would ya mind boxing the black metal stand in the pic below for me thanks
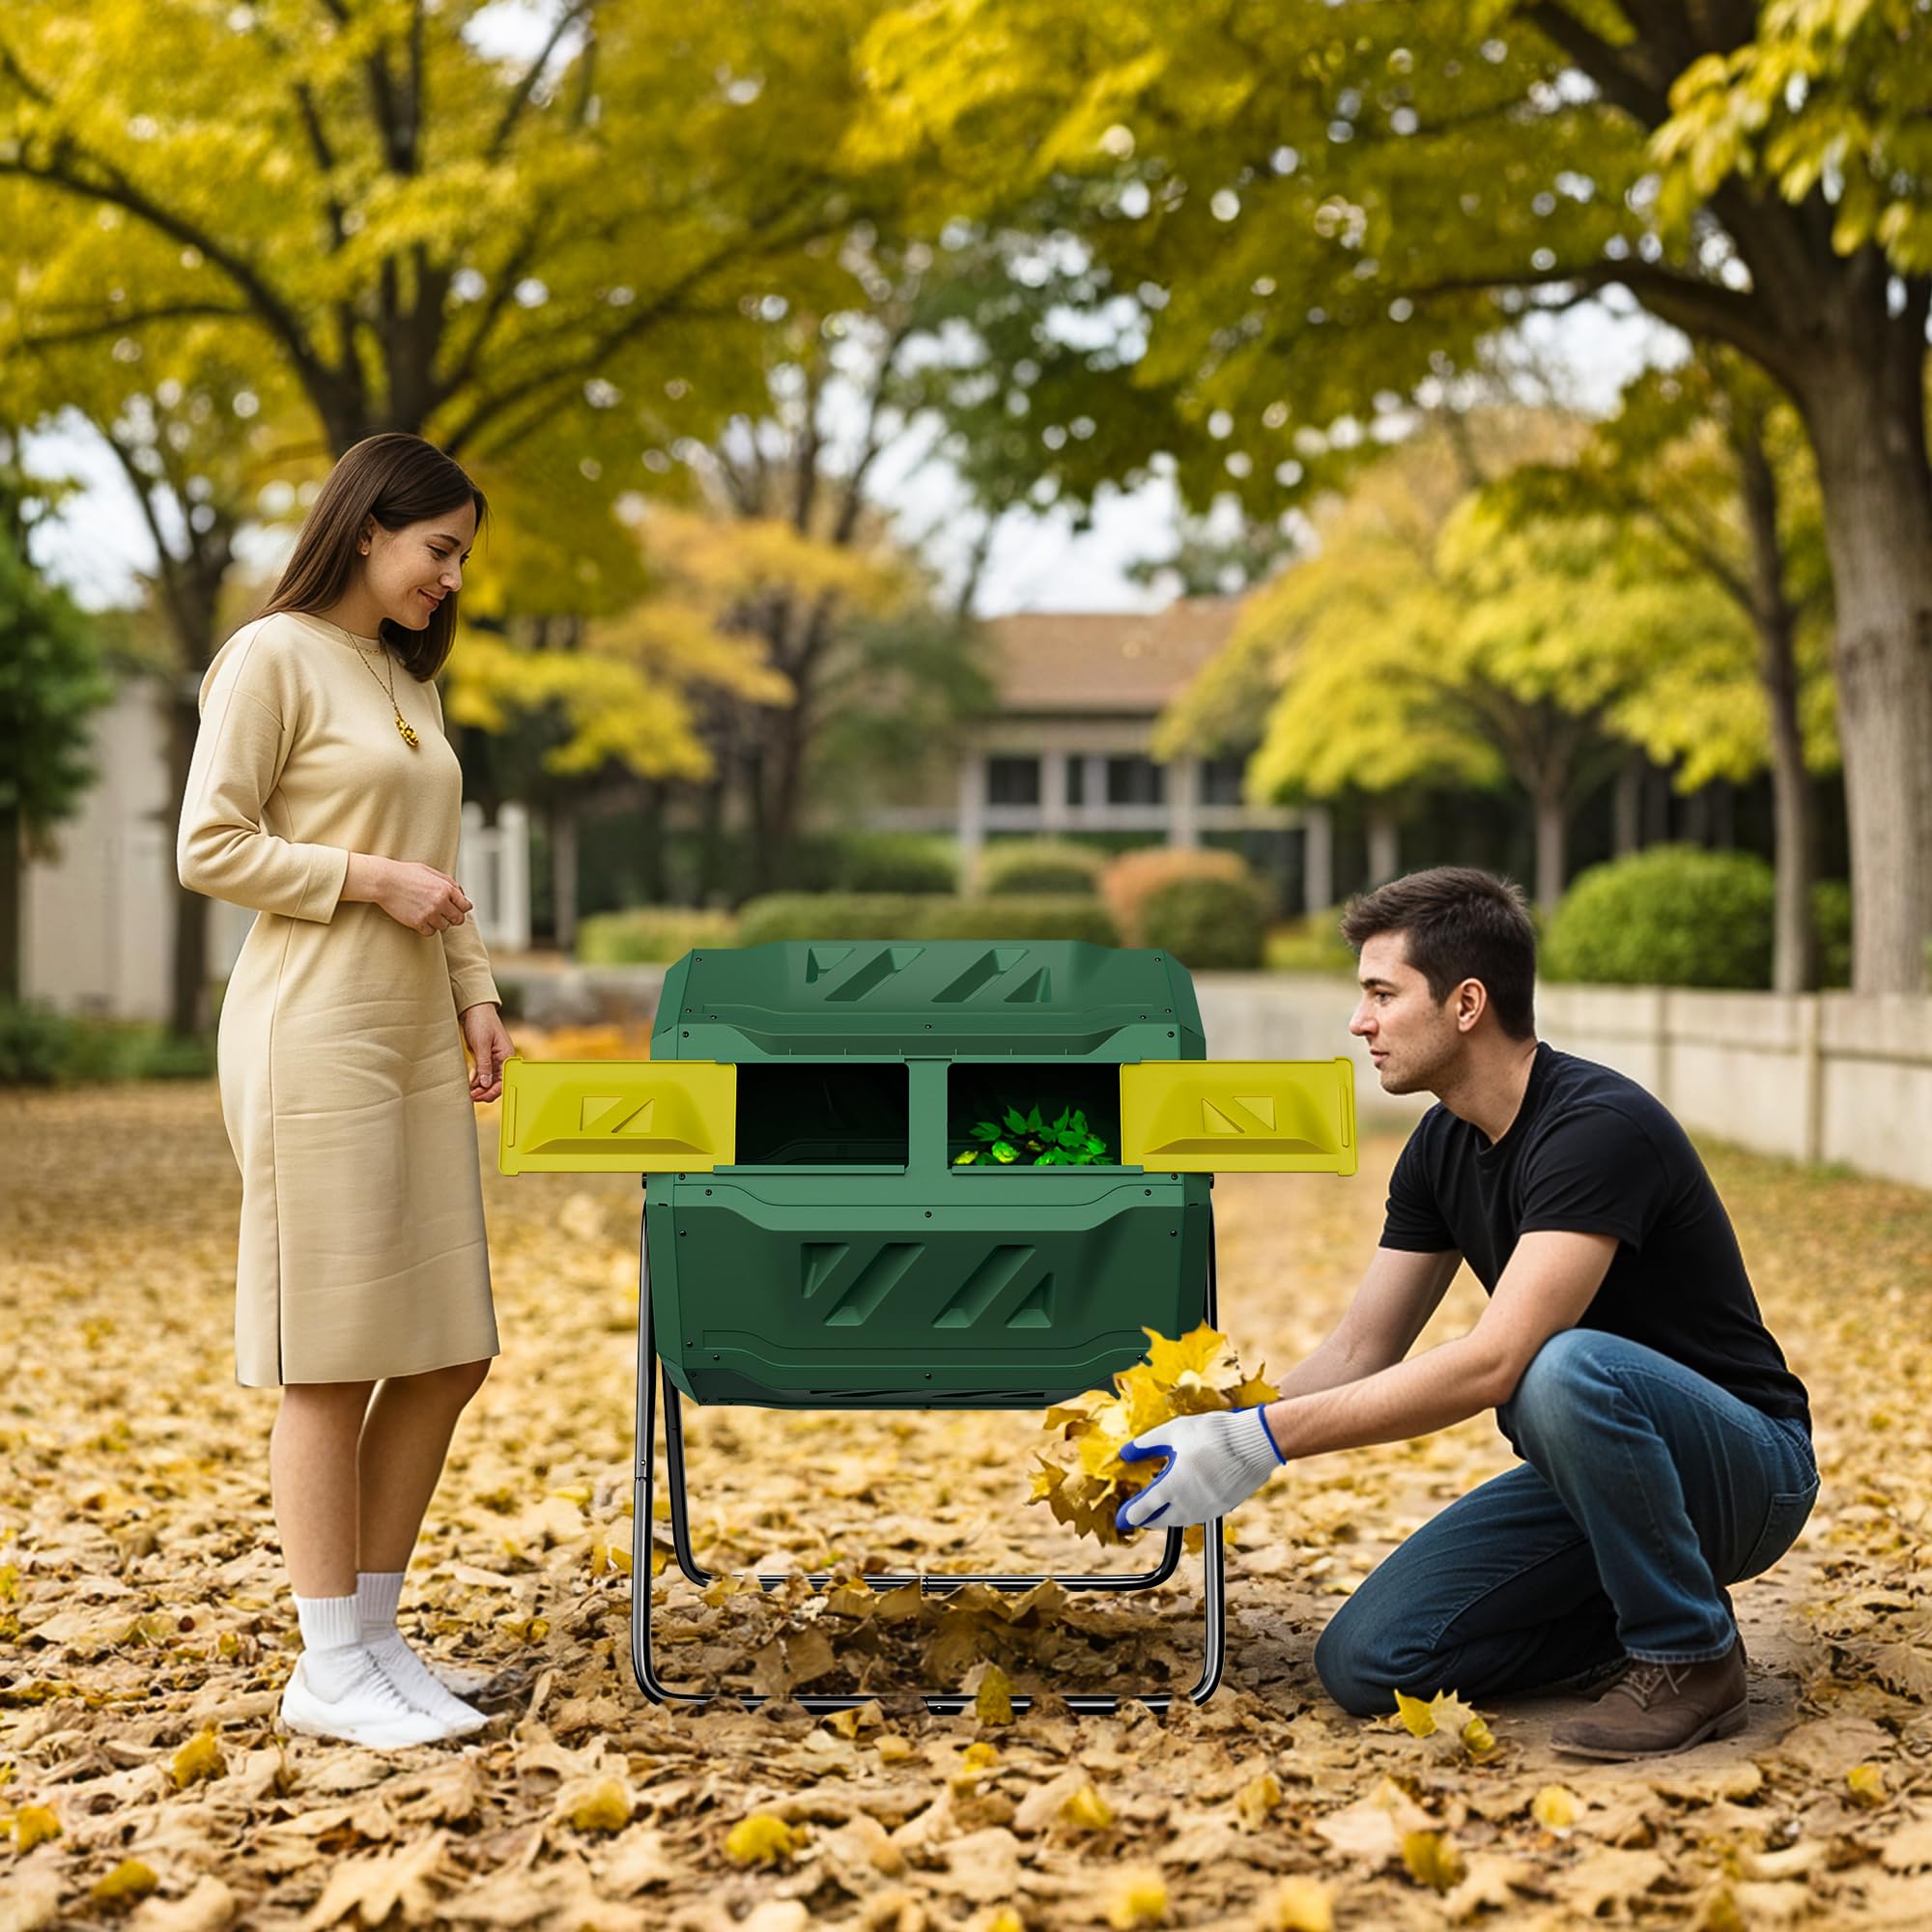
[629,1182,1227,1713]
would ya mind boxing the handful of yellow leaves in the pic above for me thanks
[1030,1323,1279,1546]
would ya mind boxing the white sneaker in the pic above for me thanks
[279,1648,465,1748]
[431,1660,498,1699]
[364,1634,491,1734]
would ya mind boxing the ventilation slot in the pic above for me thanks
[932,1245,1035,1329]
[824,1244,923,1326]
[825,946,923,1003]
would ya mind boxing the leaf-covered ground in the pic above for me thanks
[3,1068,1930,1930]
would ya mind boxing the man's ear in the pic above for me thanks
[1456,978,1489,1032]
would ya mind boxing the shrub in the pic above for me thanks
[0,1003,215,1086]
[735,893,1119,948]
[1264,908,1358,976]
[1100,846,1248,947]
[1140,875,1267,971]
[835,833,958,895]
[1542,847,1777,988]
[974,838,1106,896]
[1813,880,1852,990]
[578,908,739,965]
[0,1000,77,1085]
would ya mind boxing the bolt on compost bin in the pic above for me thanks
[498,938,1356,1714]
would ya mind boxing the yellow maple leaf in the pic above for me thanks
[875,1734,916,1763]
[724,1813,804,1864]
[1393,1689,1439,1737]
[1531,1783,1581,1832]
[1461,1715,1499,1759]
[975,1664,1015,1725]
[90,1861,158,1905]
[961,1741,1000,1772]
[1063,1783,1116,1831]
[1236,1770,1283,1829]
[1264,1877,1334,1932]
[1106,1869,1168,1927]
[1847,1762,1888,1806]
[565,1777,633,1833]
[1401,1829,1465,1891]
[1143,1322,1226,1383]
[170,1728,223,1790]
[13,1804,60,1851]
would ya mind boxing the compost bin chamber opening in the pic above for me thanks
[947,1062,1125,1168]
[730,1063,910,1166]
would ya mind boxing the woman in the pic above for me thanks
[179,434,515,1748]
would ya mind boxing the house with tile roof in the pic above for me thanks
[864,597,1334,914]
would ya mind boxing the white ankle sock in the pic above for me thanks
[294,1593,364,1700]
[357,1570,406,1641]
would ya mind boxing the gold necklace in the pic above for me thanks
[333,622,420,748]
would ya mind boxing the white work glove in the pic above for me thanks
[1114,1406,1287,1534]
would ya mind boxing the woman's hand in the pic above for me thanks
[346,854,472,934]
[461,1002,514,1103]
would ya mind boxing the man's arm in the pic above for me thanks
[1262,1229,1619,1459]
[1272,1245,1465,1401]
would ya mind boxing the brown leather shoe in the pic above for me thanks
[1550,1637,1747,1759]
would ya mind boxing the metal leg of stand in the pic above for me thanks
[630,1183,1228,1713]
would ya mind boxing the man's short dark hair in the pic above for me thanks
[1340,867,1538,1041]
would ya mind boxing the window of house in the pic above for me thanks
[1065,758,1086,807]
[1200,755,1248,806]
[986,755,1042,806]
[1105,755,1165,806]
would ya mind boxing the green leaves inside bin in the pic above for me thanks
[954,1102,1110,1166]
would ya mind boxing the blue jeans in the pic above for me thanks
[1315,1328,1819,1717]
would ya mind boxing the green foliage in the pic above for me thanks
[974,838,1106,896]
[1264,911,1358,977]
[1100,845,1248,949]
[1541,847,1787,989]
[832,834,959,895]
[735,893,1118,947]
[1812,880,1852,991]
[953,1102,1110,1167]
[1140,876,1266,973]
[0,1004,214,1086]
[576,908,740,965]
[0,537,110,839]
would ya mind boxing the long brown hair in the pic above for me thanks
[260,434,488,681]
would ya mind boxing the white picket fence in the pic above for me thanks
[20,683,531,1020]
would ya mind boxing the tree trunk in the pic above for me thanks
[1534,789,1566,914]
[164,685,213,1035]
[1734,416,1820,994]
[548,800,579,955]
[1791,320,1932,994]
[1613,753,1643,859]
[0,807,20,1003]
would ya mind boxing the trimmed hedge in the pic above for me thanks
[577,908,740,964]
[735,893,1120,948]
[1101,845,1248,948]
[1140,875,1267,972]
[974,838,1106,896]
[1264,908,1358,976]
[1543,846,1854,990]
[0,1002,215,1087]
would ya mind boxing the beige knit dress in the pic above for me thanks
[178,610,501,1388]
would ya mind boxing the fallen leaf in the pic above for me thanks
[1401,1829,1465,1892]
[1262,1876,1333,1932]
[724,1814,804,1865]
[1105,1868,1168,1927]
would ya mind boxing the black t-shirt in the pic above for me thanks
[1380,1040,1809,1431]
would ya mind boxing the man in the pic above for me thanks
[1117,867,1816,1759]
